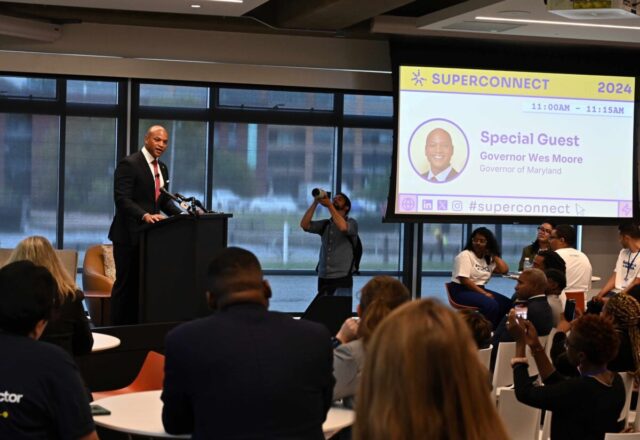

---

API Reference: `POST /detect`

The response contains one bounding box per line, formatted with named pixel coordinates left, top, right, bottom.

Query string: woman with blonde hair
left=6, top=236, right=93, bottom=355
left=354, top=299, right=509, bottom=440
left=332, top=275, right=410, bottom=405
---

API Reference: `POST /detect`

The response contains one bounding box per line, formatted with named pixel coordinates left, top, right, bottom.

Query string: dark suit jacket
left=108, top=150, right=181, bottom=245
left=161, top=302, right=334, bottom=440
left=491, top=295, right=554, bottom=369
left=420, top=167, right=459, bottom=182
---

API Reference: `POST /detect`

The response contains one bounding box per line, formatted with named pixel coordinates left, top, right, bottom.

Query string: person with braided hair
left=602, top=293, right=640, bottom=376
left=551, top=293, right=640, bottom=377
left=332, top=276, right=410, bottom=406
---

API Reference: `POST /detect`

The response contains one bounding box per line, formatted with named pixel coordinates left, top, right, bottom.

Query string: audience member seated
left=448, top=227, right=511, bottom=327
left=545, top=268, right=567, bottom=325
left=533, top=249, right=567, bottom=273
left=519, top=221, right=555, bottom=270
left=0, top=261, right=98, bottom=440
left=491, top=268, right=553, bottom=368
left=6, top=236, right=93, bottom=356
left=332, top=275, right=409, bottom=407
left=354, top=299, right=509, bottom=440
left=552, top=293, right=640, bottom=377
left=594, top=221, right=640, bottom=304
left=509, top=312, right=624, bottom=440
left=459, top=309, right=492, bottom=349
left=161, top=247, right=333, bottom=439
left=549, top=224, right=593, bottom=305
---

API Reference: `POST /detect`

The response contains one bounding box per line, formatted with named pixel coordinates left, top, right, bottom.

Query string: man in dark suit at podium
left=162, top=247, right=334, bottom=439
left=108, top=125, right=182, bottom=325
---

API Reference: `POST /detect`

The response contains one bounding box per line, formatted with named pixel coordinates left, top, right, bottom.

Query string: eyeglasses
left=472, top=238, right=487, bottom=244
left=537, top=226, right=553, bottom=234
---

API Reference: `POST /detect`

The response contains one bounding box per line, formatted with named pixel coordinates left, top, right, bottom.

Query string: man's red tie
left=152, top=160, right=160, bottom=201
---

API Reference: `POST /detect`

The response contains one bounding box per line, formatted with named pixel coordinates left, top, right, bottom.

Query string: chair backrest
left=541, top=411, right=552, bottom=440
left=545, top=327, right=558, bottom=358
left=492, top=337, right=548, bottom=401
left=82, top=244, right=115, bottom=293
left=618, top=372, right=635, bottom=424
left=0, top=247, right=76, bottom=278
left=130, top=351, right=165, bottom=391
left=444, top=282, right=479, bottom=310
left=478, top=345, right=492, bottom=370
left=605, top=434, right=640, bottom=440
left=497, top=387, right=541, bottom=440
left=55, top=249, right=78, bottom=279
left=301, top=295, right=353, bottom=336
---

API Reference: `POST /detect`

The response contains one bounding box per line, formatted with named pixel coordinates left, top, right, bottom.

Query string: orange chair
left=445, top=282, right=480, bottom=311
left=565, top=291, right=586, bottom=313
left=92, top=351, right=165, bottom=401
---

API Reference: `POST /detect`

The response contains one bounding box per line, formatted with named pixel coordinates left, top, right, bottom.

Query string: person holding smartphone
left=448, top=227, right=510, bottom=327
left=490, top=268, right=554, bottom=369
left=508, top=312, right=624, bottom=440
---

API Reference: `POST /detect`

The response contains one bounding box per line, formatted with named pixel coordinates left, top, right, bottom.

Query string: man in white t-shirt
left=549, top=224, right=592, bottom=306
left=595, top=221, right=640, bottom=301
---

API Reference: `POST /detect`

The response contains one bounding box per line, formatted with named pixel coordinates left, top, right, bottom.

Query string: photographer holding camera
left=300, top=190, right=358, bottom=296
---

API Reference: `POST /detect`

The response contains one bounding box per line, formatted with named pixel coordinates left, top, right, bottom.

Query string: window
left=342, top=128, right=400, bottom=271
left=344, top=94, right=393, bottom=117
left=0, top=76, right=56, bottom=100
left=63, top=117, right=117, bottom=253
left=0, top=113, right=60, bottom=247
left=140, top=84, right=209, bottom=108
left=213, top=123, right=334, bottom=271
left=219, top=88, right=333, bottom=111
left=67, top=80, right=118, bottom=105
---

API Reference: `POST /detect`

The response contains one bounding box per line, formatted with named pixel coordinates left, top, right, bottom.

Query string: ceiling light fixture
left=191, top=4, right=201, bottom=8
left=475, top=15, right=640, bottom=31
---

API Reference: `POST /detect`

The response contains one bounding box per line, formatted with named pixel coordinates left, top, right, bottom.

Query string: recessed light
left=191, top=4, right=201, bottom=7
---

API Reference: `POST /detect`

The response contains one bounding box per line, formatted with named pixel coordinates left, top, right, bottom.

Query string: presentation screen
left=392, top=65, right=636, bottom=223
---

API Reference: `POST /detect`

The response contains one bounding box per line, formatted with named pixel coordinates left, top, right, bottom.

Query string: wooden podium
left=138, top=213, right=232, bottom=323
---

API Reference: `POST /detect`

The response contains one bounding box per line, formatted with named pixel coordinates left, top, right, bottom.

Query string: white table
left=91, top=332, right=121, bottom=352
left=93, top=390, right=354, bottom=439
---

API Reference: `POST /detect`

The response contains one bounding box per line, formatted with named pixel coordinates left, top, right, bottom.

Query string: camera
left=312, top=188, right=331, bottom=201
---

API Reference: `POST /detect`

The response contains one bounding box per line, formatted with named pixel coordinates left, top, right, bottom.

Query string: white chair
left=478, top=344, right=492, bottom=370
left=497, top=387, right=541, bottom=440
left=492, top=336, right=548, bottom=401
left=604, top=434, right=640, bottom=439
left=539, top=411, right=552, bottom=440
left=544, top=328, right=558, bottom=358
left=618, top=372, right=635, bottom=425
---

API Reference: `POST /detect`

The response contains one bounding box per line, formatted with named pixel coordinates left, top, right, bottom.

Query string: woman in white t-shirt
left=448, top=227, right=511, bottom=327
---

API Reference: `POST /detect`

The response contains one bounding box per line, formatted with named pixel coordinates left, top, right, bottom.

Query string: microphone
left=175, top=192, right=193, bottom=202
left=160, top=186, right=180, bottom=202
left=160, top=187, right=191, bottom=211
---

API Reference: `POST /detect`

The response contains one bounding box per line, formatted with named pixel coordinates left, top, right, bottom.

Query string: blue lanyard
left=624, top=250, right=640, bottom=281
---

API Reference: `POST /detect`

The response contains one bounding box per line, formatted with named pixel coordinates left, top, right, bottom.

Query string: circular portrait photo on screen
left=408, top=119, right=469, bottom=183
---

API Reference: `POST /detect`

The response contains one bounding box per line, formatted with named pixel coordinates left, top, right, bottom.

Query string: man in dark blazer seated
left=420, top=127, right=460, bottom=183
left=161, top=247, right=334, bottom=439
left=108, top=125, right=182, bottom=325
left=490, top=268, right=554, bottom=368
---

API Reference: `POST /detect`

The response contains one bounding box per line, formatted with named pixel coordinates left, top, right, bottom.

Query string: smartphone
left=514, top=304, right=528, bottom=320
left=564, top=299, right=576, bottom=321
left=90, top=404, right=111, bottom=416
